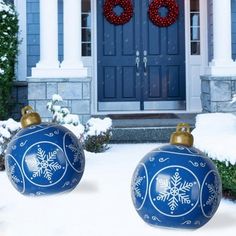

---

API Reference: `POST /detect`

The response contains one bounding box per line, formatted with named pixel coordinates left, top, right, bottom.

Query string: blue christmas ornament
left=5, top=106, right=85, bottom=196
left=131, top=123, right=222, bottom=229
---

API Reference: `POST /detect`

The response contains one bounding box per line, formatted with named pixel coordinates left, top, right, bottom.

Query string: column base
left=207, top=61, right=236, bottom=76
left=58, top=68, right=88, bottom=78
left=32, top=67, right=63, bottom=78
left=31, top=67, right=88, bottom=78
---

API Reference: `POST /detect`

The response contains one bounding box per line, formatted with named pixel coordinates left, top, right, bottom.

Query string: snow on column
left=60, top=0, right=88, bottom=77
left=32, top=0, right=60, bottom=77
left=209, top=0, right=236, bottom=75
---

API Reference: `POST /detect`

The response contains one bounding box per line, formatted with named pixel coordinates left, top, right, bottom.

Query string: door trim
left=98, top=102, right=140, bottom=111
left=144, top=101, right=186, bottom=110
left=185, top=0, right=208, bottom=112
left=93, top=0, right=208, bottom=115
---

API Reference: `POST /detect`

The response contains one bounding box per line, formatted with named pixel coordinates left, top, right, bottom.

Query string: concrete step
left=111, top=126, right=176, bottom=143
left=107, top=113, right=198, bottom=143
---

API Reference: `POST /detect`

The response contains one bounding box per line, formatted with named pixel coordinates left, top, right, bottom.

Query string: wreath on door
left=148, top=0, right=179, bottom=27
left=103, top=0, right=134, bottom=25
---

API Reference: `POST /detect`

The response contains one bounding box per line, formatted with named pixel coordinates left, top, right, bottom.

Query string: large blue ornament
left=131, top=123, right=222, bottom=229
left=5, top=106, right=85, bottom=196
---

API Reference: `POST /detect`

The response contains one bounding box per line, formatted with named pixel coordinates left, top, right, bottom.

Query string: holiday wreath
left=103, top=0, right=133, bottom=25
left=148, top=0, right=179, bottom=27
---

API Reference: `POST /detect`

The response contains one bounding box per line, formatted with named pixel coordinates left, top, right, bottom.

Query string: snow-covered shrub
left=0, top=118, right=21, bottom=170
left=47, top=94, right=113, bottom=153
left=0, top=0, right=18, bottom=119
left=47, top=94, right=84, bottom=140
left=84, top=117, right=112, bottom=153
left=47, top=94, right=80, bottom=125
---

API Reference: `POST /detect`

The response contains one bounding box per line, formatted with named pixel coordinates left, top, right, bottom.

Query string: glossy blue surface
left=5, top=123, right=85, bottom=196
left=131, top=144, right=222, bottom=229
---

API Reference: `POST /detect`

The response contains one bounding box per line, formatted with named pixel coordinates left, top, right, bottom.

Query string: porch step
left=108, top=113, right=198, bottom=143
left=111, top=126, right=177, bottom=143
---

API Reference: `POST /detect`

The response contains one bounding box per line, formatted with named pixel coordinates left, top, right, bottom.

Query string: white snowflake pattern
left=31, top=147, right=61, bottom=182
left=155, top=171, right=194, bottom=212
left=9, top=163, right=20, bottom=184
left=206, top=176, right=219, bottom=207
left=67, top=143, right=80, bottom=164
left=133, top=175, right=145, bottom=198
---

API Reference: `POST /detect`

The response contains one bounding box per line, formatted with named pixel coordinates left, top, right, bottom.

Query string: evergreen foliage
left=0, top=0, right=18, bottom=119
left=212, top=159, right=236, bottom=199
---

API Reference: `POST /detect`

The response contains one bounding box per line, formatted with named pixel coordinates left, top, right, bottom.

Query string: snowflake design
left=31, top=146, right=61, bottom=182
left=67, top=143, right=80, bottom=164
left=133, top=175, right=145, bottom=198
left=9, top=163, right=20, bottom=184
left=206, top=176, right=219, bottom=207
left=156, top=171, right=194, bottom=212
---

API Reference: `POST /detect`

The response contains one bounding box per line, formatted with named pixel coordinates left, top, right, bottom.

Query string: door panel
left=167, top=66, right=181, bottom=97
left=103, top=67, right=116, bottom=98
left=122, top=67, right=136, bottom=98
left=148, top=66, right=161, bottom=98
left=97, top=0, right=186, bottom=111
left=142, top=0, right=185, bottom=105
left=97, top=0, right=141, bottom=111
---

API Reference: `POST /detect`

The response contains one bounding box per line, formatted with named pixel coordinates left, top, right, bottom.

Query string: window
left=82, top=0, right=92, bottom=56
left=190, top=0, right=200, bottom=55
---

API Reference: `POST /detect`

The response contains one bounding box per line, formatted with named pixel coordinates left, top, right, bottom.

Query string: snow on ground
left=0, top=144, right=236, bottom=236
left=192, top=113, right=236, bottom=165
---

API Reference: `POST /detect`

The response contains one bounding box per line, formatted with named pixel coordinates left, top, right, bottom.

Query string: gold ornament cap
left=170, top=123, right=193, bottom=147
left=20, top=106, right=42, bottom=128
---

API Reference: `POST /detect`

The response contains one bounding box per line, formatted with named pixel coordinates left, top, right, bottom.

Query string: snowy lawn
left=0, top=144, right=236, bottom=236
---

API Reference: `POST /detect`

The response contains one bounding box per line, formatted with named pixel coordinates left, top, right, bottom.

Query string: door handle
left=143, top=50, right=148, bottom=76
left=135, top=50, right=140, bottom=75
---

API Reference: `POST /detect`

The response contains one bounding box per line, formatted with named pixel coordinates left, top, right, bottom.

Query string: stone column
left=60, top=0, right=87, bottom=77
left=209, top=0, right=236, bottom=75
left=32, top=0, right=59, bottom=77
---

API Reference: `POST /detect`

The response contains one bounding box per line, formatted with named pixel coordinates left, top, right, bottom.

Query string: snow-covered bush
left=84, top=117, right=112, bottom=153
left=0, top=0, right=18, bottom=119
left=47, top=94, right=80, bottom=126
left=0, top=118, right=21, bottom=170
left=47, top=94, right=113, bottom=153
left=47, top=94, right=84, bottom=140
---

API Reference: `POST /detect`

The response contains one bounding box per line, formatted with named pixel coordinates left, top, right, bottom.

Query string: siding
left=208, top=0, right=213, bottom=62
left=26, top=0, right=63, bottom=76
left=232, top=0, right=236, bottom=60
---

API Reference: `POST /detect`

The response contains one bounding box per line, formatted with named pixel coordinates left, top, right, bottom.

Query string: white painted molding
left=31, top=68, right=88, bottom=78
left=207, top=63, right=236, bottom=76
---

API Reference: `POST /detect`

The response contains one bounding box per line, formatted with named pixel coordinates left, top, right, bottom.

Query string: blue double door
left=97, top=0, right=186, bottom=111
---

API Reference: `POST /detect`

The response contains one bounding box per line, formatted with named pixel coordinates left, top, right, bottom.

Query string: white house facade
left=12, top=0, right=236, bottom=122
